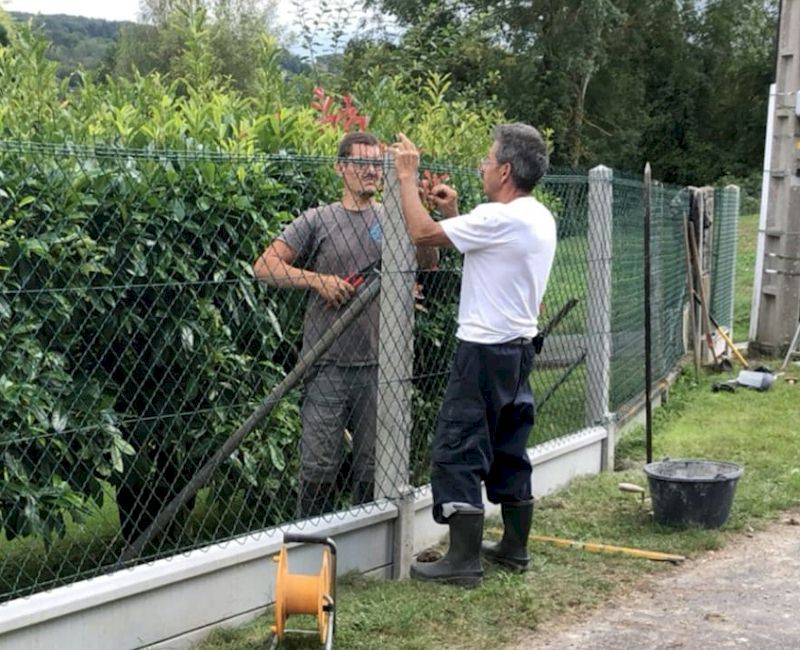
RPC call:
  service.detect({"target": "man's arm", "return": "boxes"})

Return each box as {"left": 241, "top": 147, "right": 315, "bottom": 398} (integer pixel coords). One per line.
{"left": 415, "top": 245, "right": 439, "bottom": 269}
{"left": 393, "top": 133, "right": 456, "bottom": 249}
{"left": 253, "top": 240, "right": 355, "bottom": 308}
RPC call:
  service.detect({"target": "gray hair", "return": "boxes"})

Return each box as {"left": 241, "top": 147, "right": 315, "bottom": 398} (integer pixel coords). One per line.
{"left": 492, "top": 123, "right": 549, "bottom": 192}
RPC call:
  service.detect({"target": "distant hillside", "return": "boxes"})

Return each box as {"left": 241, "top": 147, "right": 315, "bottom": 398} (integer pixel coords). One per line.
{"left": 10, "top": 12, "right": 132, "bottom": 76}
{"left": 8, "top": 11, "right": 309, "bottom": 80}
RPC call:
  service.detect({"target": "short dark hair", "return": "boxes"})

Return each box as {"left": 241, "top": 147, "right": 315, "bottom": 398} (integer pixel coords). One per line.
{"left": 337, "top": 132, "right": 380, "bottom": 158}
{"left": 492, "top": 123, "right": 549, "bottom": 192}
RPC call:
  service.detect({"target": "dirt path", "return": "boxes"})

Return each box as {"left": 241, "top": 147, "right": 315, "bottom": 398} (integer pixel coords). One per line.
{"left": 514, "top": 514, "right": 800, "bottom": 650}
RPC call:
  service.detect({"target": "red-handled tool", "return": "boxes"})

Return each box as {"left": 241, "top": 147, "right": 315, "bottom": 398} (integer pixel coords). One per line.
{"left": 343, "top": 273, "right": 365, "bottom": 289}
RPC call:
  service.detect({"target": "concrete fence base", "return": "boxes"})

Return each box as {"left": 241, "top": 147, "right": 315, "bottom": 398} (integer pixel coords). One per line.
{"left": 0, "top": 426, "right": 607, "bottom": 650}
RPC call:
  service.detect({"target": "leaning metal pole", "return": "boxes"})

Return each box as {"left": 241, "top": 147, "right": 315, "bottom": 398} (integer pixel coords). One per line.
{"left": 119, "top": 276, "right": 380, "bottom": 564}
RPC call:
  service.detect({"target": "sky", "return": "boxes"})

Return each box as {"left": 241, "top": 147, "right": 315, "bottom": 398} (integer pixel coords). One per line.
{"left": 3, "top": 1, "right": 393, "bottom": 54}
{"left": 2, "top": 1, "right": 303, "bottom": 25}
{"left": 4, "top": 0, "right": 143, "bottom": 22}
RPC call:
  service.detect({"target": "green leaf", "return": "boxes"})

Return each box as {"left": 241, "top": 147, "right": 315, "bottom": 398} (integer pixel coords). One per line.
{"left": 171, "top": 198, "right": 186, "bottom": 220}
{"left": 51, "top": 409, "right": 68, "bottom": 434}
{"left": 180, "top": 324, "right": 195, "bottom": 351}
{"left": 110, "top": 445, "right": 123, "bottom": 473}
{"left": 21, "top": 238, "right": 48, "bottom": 256}
{"left": 266, "top": 308, "right": 283, "bottom": 339}
{"left": 268, "top": 440, "right": 286, "bottom": 472}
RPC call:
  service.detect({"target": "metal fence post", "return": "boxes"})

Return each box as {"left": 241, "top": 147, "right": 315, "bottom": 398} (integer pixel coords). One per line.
{"left": 585, "top": 166, "right": 613, "bottom": 452}
{"left": 377, "top": 155, "right": 415, "bottom": 577}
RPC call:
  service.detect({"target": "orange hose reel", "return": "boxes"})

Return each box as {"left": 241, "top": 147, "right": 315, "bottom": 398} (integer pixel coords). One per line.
{"left": 270, "top": 534, "right": 337, "bottom": 650}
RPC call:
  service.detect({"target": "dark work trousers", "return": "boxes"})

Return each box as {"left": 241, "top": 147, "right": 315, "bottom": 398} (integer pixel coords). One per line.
{"left": 431, "top": 339, "right": 535, "bottom": 524}
{"left": 300, "top": 364, "right": 377, "bottom": 489}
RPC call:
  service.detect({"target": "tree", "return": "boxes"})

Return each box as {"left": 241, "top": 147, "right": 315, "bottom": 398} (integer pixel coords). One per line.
{"left": 360, "top": 0, "right": 777, "bottom": 183}
{"left": 0, "top": 6, "right": 14, "bottom": 47}
{"left": 111, "top": 0, "right": 279, "bottom": 93}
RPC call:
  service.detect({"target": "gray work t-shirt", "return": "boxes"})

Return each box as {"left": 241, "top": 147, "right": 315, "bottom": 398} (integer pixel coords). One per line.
{"left": 279, "top": 201, "right": 382, "bottom": 365}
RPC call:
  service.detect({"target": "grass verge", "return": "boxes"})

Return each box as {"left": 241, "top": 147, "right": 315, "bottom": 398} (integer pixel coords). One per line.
{"left": 197, "top": 365, "right": 800, "bottom": 650}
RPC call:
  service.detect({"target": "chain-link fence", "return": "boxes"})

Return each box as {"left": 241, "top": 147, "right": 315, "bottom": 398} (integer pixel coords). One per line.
{"left": 0, "top": 141, "right": 738, "bottom": 603}
{"left": 711, "top": 186, "right": 740, "bottom": 336}
{"left": 608, "top": 176, "right": 690, "bottom": 411}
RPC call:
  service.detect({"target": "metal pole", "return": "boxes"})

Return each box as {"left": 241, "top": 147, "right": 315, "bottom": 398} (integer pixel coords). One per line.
{"left": 118, "top": 278, "right": 380, "bottom": 564}
{"left": 643, "top": 163, "right": 653, "bottom": 465}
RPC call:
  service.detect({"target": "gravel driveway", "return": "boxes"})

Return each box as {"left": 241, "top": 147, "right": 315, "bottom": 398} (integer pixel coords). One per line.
{"left": 515, "top": 513, "right": 800, "bottom": 650}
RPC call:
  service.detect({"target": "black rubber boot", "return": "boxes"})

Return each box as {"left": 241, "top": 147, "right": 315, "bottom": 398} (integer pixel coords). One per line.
{"left": 410, "top": 511, "right": 484, "bottom": 588}
{"left": 297, "top": 482, "right": 336, "bottom": 518}
{"left": 481, "top": 499, "right": 533, "bottom": 572}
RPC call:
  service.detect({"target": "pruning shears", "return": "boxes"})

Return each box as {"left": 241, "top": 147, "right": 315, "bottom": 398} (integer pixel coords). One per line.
{"left": 342, "top": 260, "right": 381, "bottom": 290}
{"left": 343, "top": 272, "right": 365, "bottom": 289}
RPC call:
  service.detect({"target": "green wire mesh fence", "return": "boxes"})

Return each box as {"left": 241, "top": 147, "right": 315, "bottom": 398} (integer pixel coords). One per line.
{"left": 0, "top": 141, "right": 738, "bottom": 602}
{"left": 608, "top": 177, "right": 691, "bottom": 411}
{"left": 711, "top": 186, "right": 740, "bottom": 336}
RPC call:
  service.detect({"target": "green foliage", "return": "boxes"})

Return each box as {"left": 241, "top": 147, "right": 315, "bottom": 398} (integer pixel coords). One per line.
{"left": 112, "top": 0, "right": 280, "bottom": 96}
{"left": 0, "top": 24, "right": 504, "bottom": 548}
{"left": 363, "top": 0, "right": 777, "bottom": 184}
{"left": 351, "top": 71, "right": 505, "bottom": 165}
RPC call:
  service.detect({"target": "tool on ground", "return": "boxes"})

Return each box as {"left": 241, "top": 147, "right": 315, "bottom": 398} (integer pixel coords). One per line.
{"left": 735, "top": 369, "right": 776, "bottom": 391}
{"left": 532, "top": 534, "right": 685, "bottom": 564}
{"left": 687, "top": 225, "right": 722, "bottom": 369}
{"left": 711, "top": 381, "right": 736, "bottom": 393}
{"left": 688, "top": 289, "right": 748, "bottom": 369}
{"left": 781, "top": 320, "right": 800, "bottom": 371}
{"left": 707, "top": 310, "right": 748, "bottom": 368}
{"left": 682, "top": 218, "right": 701, "bottom": 378}
{"left": 269, "top": 533, "right": 338, "bottom": 650}
{"left": 484, "top": 527, "right": 685, "bottom": 564}
{"left": 618, "top": 482, "right": 647, "bottom": 504}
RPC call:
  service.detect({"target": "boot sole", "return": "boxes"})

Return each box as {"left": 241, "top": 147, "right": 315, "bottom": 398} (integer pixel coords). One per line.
{"left": 410, "top": 572, "right": 483, "bottom": 588}
{"left": 482, "top": 553, "right": 529, "bottom": 573}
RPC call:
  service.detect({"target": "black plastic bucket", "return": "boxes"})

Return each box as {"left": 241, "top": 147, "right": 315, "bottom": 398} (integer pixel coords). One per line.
{"left": 643, "top": 459, "right": 743, "bottom": 528}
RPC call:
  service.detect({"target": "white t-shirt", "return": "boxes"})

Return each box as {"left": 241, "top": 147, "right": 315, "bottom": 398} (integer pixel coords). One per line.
{"left": 440, "top": 196, "right": 556, "bottom": 344}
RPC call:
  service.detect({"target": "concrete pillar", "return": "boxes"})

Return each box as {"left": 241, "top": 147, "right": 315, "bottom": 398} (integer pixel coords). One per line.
{"left": 752, "top": 0, "right": 800, "bottom": 355}
{"left": 376, "top": 154, "right": 415, "bottom": 577}
{"left": 585, "top": 165, "right": 613, "bottom": 428}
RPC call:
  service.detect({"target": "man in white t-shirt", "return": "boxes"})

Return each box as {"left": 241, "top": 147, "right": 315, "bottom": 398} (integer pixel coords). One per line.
{"left": 392, "top": 124, "right": 556, "bottom": 587}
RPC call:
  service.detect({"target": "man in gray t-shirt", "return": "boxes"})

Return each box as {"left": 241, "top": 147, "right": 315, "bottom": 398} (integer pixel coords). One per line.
{"left": 281, "top": 201, "right": 382, "bottom": 366}
{"left": 254, "top": 132, "right": 436, "bottom": 517}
